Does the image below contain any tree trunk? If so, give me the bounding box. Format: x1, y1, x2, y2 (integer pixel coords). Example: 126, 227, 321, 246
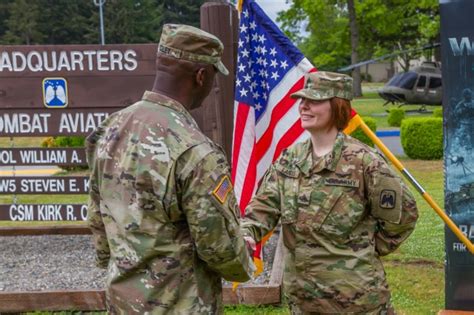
347, 0, 362, 97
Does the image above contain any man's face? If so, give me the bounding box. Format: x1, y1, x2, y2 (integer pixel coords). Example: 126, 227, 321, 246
190, 65, 217, 110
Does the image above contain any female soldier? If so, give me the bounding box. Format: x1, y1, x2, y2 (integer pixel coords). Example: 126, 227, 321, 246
241, 71, 418, 314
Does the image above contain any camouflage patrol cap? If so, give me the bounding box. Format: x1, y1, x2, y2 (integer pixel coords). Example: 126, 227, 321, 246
158, 24, 229, 75
291, 71, 353, 101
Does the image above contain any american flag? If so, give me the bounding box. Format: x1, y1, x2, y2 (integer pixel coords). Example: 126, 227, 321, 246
232, 0, 315, 214
231, 0, 316, 273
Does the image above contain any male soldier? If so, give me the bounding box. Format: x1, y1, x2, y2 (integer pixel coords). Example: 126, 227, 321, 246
86, 24, 253, 314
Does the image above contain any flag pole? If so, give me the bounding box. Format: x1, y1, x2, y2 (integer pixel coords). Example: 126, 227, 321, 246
345, 115, 474, 254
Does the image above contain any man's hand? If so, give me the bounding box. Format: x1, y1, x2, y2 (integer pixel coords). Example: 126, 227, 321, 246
244, 236, 256, 255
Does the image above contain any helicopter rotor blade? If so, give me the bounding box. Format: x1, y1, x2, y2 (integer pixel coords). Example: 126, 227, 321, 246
338, 42, 441, 72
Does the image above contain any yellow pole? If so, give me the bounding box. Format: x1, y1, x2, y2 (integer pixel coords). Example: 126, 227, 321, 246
237, 0, 243, 12
351, 116, 474, 254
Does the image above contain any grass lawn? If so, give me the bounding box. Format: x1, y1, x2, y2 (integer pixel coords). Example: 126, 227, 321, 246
0, 137, 44, 147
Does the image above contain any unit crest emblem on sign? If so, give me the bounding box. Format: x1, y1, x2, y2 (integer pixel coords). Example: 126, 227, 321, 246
43, 78, 68, 108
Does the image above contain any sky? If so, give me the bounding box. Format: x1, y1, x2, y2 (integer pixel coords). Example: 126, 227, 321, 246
254, 0, 291, 25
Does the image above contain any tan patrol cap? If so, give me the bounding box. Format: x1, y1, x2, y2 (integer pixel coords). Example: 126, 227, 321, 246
291, 71, 353, 101
158, 24, 229, 76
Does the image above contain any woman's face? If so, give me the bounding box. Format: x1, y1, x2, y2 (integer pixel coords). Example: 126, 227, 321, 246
298, 98, 332, 132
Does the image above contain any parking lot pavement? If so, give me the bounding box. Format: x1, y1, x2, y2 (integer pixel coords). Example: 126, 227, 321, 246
375, 129, 405, 157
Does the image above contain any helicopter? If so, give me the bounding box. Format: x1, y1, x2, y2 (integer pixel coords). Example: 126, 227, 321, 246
378, 61, 442, 107
339, 43, 442, 110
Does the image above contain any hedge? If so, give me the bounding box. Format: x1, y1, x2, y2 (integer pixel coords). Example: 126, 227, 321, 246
41, 136, 87, 170
350, 116, 377, 147
401, 117, 443, 160
432, 108, 443, 118
387, 108, 405, 127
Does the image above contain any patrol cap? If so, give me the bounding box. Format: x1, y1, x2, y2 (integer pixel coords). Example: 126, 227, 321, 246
291, 71, 353, 101
158, 23, 229, 76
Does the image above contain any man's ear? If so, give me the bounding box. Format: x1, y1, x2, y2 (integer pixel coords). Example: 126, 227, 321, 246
195, 68, 206, 87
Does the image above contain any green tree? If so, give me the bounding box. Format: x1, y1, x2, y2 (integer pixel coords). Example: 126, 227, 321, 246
3, 0, 44, 44
0, 0, 13, 43
0, 0, 208, 45
93, 0, 161, 44
156, 0, 206, 33
278, 0, 440, 87
36, 0, 96, 44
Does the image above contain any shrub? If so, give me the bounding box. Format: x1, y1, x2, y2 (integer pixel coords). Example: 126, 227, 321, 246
42, 136, 85, 148
41, 136, 87, 171
401, 117, 443, 160
350, 116, 377, 147
387, 108, 405, 127
432, 108, 443, 118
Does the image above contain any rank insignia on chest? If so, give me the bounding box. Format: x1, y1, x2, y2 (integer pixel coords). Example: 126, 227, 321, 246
212, 176, 232, 204
379, 189, 396, 209
324, 177, 359, 188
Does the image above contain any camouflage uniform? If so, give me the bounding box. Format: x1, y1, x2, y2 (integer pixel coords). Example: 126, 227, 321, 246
242, 71, 418, 314
86, 24, 253, 315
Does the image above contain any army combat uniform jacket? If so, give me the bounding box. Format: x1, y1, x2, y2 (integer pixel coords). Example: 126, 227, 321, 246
242, 132, 418, 314
87, 91, 252, 315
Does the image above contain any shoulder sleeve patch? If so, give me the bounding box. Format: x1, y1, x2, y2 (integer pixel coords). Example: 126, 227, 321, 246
212, 175, 232, 204
379, 189, 396, 209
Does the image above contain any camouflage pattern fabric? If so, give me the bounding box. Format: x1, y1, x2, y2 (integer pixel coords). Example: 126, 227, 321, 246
158, 24, 229, 75
87, 91, 253, 314
241, 132, 418, 314
291, 71, 353, 101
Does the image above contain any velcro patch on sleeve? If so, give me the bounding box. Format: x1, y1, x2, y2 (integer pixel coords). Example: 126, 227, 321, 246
212, 175, 232, 204
324, 177, 359, 188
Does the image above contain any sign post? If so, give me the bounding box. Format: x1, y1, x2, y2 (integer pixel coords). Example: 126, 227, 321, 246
440, 0, 474, 310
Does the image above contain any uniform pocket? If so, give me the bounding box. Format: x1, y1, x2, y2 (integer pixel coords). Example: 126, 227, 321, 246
281, 210, 297, 250
318, 187, 365, 240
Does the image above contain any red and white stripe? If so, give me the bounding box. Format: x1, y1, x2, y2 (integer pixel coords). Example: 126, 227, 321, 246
232, 58, 315, 213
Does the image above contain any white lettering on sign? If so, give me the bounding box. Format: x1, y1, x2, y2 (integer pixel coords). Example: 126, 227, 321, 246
59, 112, 109, 134
449, 37, 474, 56
20, 178, 65, 193
71, 150, 82, 163
0, 150, 17, 164
0, 49, 139, 73
460, 224, 474, 240
9, 204, 34, 221
19, 149, 67, 164
0, 112, 109, 135
37, 204, 63, 221
0, 179, 16, 192
453, 242, 467, 252
81, 205, 88, 220
8, 204, 87, 221
0, 113, 50, 134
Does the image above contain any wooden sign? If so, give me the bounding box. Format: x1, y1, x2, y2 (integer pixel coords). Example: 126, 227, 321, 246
0, 176, 89, 194
0, 148, 87, 166
0, 204, 86, 221
0, 44, 156, 109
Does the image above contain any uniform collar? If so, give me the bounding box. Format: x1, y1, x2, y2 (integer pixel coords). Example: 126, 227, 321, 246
296, 132, 345, 176
142, 90, 189, 116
